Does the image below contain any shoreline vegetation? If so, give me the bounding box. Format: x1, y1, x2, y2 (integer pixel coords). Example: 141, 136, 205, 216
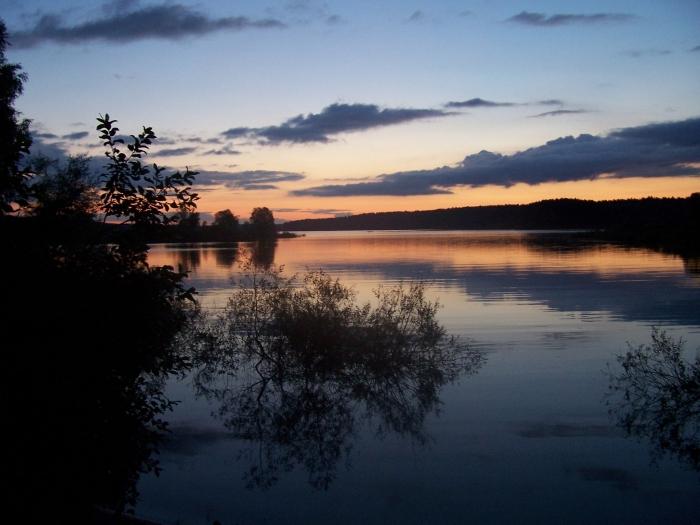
281, 194, 700, 256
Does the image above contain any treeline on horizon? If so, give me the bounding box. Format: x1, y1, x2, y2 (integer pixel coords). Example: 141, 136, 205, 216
283, 194, 700, 233
1, 205, 284, 244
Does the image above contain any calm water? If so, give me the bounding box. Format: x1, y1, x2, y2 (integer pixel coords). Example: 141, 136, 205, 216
139, 231, 700, 524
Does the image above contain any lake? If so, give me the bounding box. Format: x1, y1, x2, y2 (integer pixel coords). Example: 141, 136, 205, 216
138, 231, 700, 524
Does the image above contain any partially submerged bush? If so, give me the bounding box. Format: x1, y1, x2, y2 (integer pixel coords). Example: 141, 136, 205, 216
192, 267, 482, 489
608, 328, 700, 469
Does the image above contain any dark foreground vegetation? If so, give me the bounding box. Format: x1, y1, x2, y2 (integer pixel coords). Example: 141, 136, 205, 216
282, 195, 700, 253
2, 21, 471, 522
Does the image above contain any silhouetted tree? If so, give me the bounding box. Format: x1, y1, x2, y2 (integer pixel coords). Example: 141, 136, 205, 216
0, 20, 32, 213
213, 208, 239, 239
250, 206, 276, 239
97, 114, 198, 227
30, 155, 99, 220
5, 112, 199, 523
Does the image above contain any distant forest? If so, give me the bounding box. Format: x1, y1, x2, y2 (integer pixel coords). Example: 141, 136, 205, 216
283, 195, 700, 232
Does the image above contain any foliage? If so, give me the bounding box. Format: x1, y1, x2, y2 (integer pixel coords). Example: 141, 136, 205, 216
249, 206, 276, 239
29, 154, 100, 219
608, 328, 700, 470
97, 114, 199, 226
5, 112, 200, 522
0, 20, 32, 213
213, 208, 239, 236
191, 266, 482, 489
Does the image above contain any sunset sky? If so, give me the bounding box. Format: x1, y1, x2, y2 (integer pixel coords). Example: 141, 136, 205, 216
4, 0, 700, 221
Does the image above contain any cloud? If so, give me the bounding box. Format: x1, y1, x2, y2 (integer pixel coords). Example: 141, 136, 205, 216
275, 207, 351, 217
292, 117, 700, 196
195, 169, 304, 190
153, 146, 198, 157
220, 127, 252, 139
622, 48, 672, 58
222, 103, 451, 145
10, 2, 286, 48
201, 144, 240, 156
507, 11, 635, 27
529, 109, 588, 118
445, 98, 516, 108
691, 45, 700, 52
34, 132, 58, 139
445, 98, 564, 109
407, 10, 426, 22
61, 131, 89, 140
325, 15, 345, 26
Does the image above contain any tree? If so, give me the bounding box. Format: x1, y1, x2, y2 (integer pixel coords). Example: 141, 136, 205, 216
30, 155, 99, 220
6, 114, 199, 522
0, 20, 32, 213
212, 208, 239, 239
250, 206, 276, 239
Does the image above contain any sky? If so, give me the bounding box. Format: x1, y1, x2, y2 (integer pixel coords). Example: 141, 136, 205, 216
4, 0, 700, 222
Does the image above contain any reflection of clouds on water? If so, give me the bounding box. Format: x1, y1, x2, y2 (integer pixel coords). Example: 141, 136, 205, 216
575, 467, 639, 491
318, 261, 700, 326
161, 425, 235, 456
514, 422, 620, 439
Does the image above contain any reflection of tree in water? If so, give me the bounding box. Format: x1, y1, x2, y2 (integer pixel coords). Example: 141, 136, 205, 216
608, 329, 700, 470
213, 243, 238, 268
173, 244, 202, 271
683, 257, 700, 276
249, 239, 277, 269
192, 270, 482, 489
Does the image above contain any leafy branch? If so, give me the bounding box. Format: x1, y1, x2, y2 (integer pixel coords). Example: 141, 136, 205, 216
97, 113, 199, 225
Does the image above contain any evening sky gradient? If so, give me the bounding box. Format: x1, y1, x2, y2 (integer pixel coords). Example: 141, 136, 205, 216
5, 0, 700, 220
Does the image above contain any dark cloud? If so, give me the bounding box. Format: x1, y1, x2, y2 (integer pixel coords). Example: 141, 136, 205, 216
196, 169, 304, 190
292, 117, 700, 196
529, 109, 588, 118
33, 132, 58, 139
275, 207, 351, 217
221, 127, 252, 139
201, 144, 240, 156
154, 146, 198, 157
10, 2, 285, 48
507, 11, 635, 27
325, 15, 345, 25
61, 131, 89, 140
222, 103, 451, 145
538, 99, 564, 106
407, 11, 426, 22
273, 1, 343, 26
445, 98, 563, 109
445, 98, 516, 108
623, 48, 672, 58
691, 45, 700, 52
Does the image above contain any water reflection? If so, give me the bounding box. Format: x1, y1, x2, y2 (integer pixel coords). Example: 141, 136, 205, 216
150, 234, 700, 326
191, 270, 482, 489
608, 329, 700, 470
250, 240, 277, 270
